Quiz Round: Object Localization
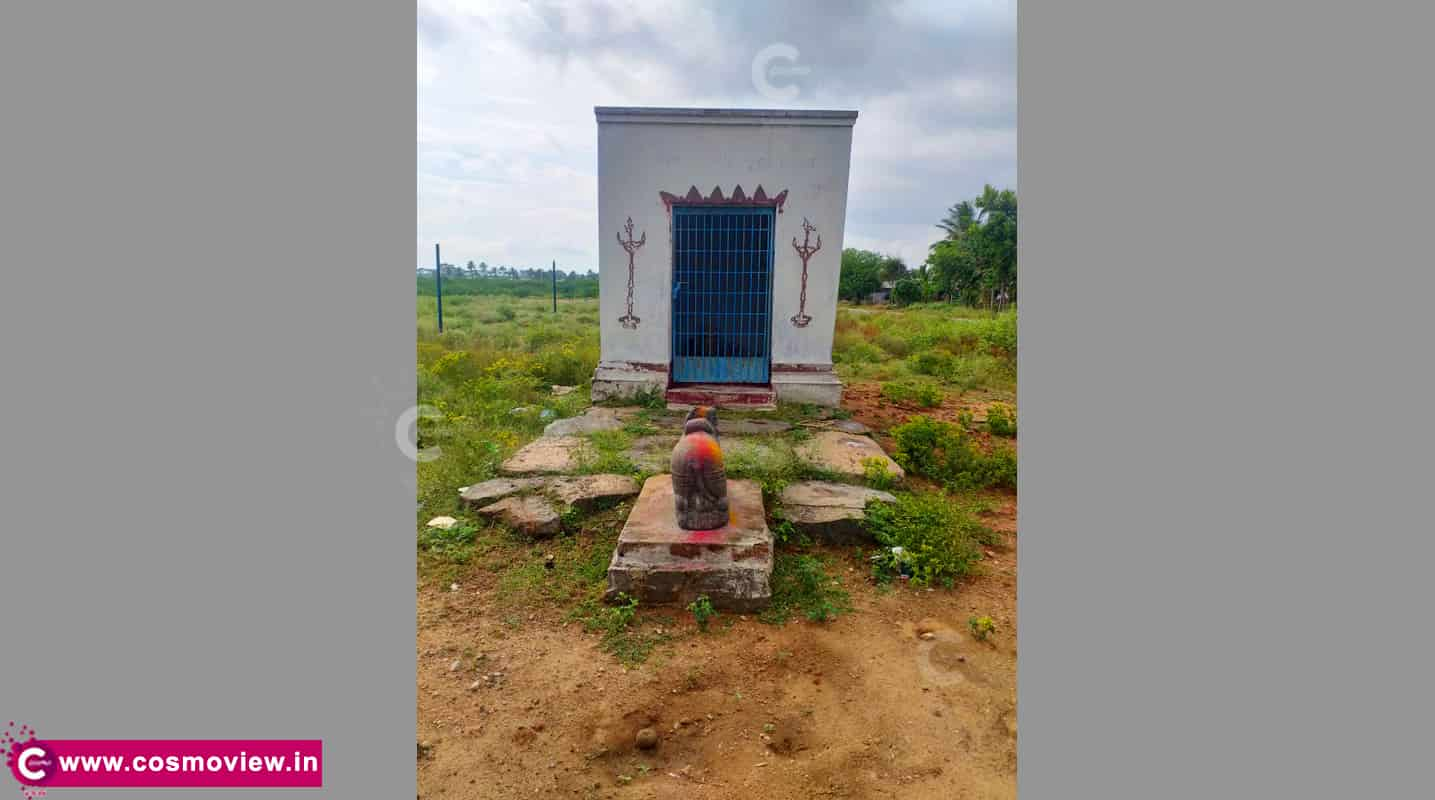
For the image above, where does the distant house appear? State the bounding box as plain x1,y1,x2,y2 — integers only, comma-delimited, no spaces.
867,280,895,305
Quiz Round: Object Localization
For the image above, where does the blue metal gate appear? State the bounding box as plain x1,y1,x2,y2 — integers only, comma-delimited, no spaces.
670,206,774,384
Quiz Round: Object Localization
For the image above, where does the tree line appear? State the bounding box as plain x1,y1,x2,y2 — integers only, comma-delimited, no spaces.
417,261,599,298
838,184,1016,308
420,260,598,282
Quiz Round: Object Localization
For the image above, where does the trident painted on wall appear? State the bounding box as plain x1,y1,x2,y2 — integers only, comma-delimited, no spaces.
790,217,821,328
616,216,646,330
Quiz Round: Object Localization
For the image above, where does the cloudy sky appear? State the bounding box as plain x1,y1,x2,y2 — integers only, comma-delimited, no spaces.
417,0,1015,272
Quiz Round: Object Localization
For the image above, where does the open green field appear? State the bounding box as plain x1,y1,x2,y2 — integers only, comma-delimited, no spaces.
832,303,1016,401
416,294,1016,529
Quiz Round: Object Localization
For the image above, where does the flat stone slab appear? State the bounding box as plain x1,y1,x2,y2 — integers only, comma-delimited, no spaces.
611,407,688,426
627,434,678,472
721,419,792,435
476,495,561,538
500,436,590,474
460,477,546,507
627,435,790,474
461,474,639,514
796,431,905,480
722,437,794,473
828,419,871,435
547,474,641,511
542,406,624,437
605,475,772,612
780,481,896,545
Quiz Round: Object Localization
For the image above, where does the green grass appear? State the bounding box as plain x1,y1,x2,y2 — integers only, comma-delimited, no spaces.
759,553,855,625
416,295,599,524
581,428,639,475
567,594,676,666
830,304,1016,396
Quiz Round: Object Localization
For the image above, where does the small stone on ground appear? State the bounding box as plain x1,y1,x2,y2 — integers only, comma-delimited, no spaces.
546,474,641,511
829,419,871,435
426,516,459,530
476,495,561,537
551,384,576,396
460,477,546,507
542,406,623,437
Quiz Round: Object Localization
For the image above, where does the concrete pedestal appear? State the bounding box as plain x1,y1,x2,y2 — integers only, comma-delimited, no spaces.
605,475,772,612
771,364,843,407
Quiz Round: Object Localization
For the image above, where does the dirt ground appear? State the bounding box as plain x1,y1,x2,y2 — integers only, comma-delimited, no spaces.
417,443,1017,799
841,382,1015,456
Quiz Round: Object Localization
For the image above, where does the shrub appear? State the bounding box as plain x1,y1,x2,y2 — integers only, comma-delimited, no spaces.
978,311,1017,360
417,521,479,564
880,381,943,408
862,456,900,490
687,595,718,632
874,333,911,357
968,615,997,641
890,416,1016,491
943,353,1009,391
987,403,1017,437
909,351,956,378
890,277,923,306
865,493,998,587
534,341,595,386
427,351,481,383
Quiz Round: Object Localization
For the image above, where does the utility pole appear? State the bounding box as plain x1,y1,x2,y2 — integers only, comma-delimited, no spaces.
434,243,443,333
551,260,558,312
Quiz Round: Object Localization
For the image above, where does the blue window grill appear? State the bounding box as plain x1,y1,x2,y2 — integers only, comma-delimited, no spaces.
670,206,775,384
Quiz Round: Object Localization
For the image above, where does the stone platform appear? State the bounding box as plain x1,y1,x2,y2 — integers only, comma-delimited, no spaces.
605,475,772,612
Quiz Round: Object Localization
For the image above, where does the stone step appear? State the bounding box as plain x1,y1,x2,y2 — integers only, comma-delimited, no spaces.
605,475,772,612
665,384,777,411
